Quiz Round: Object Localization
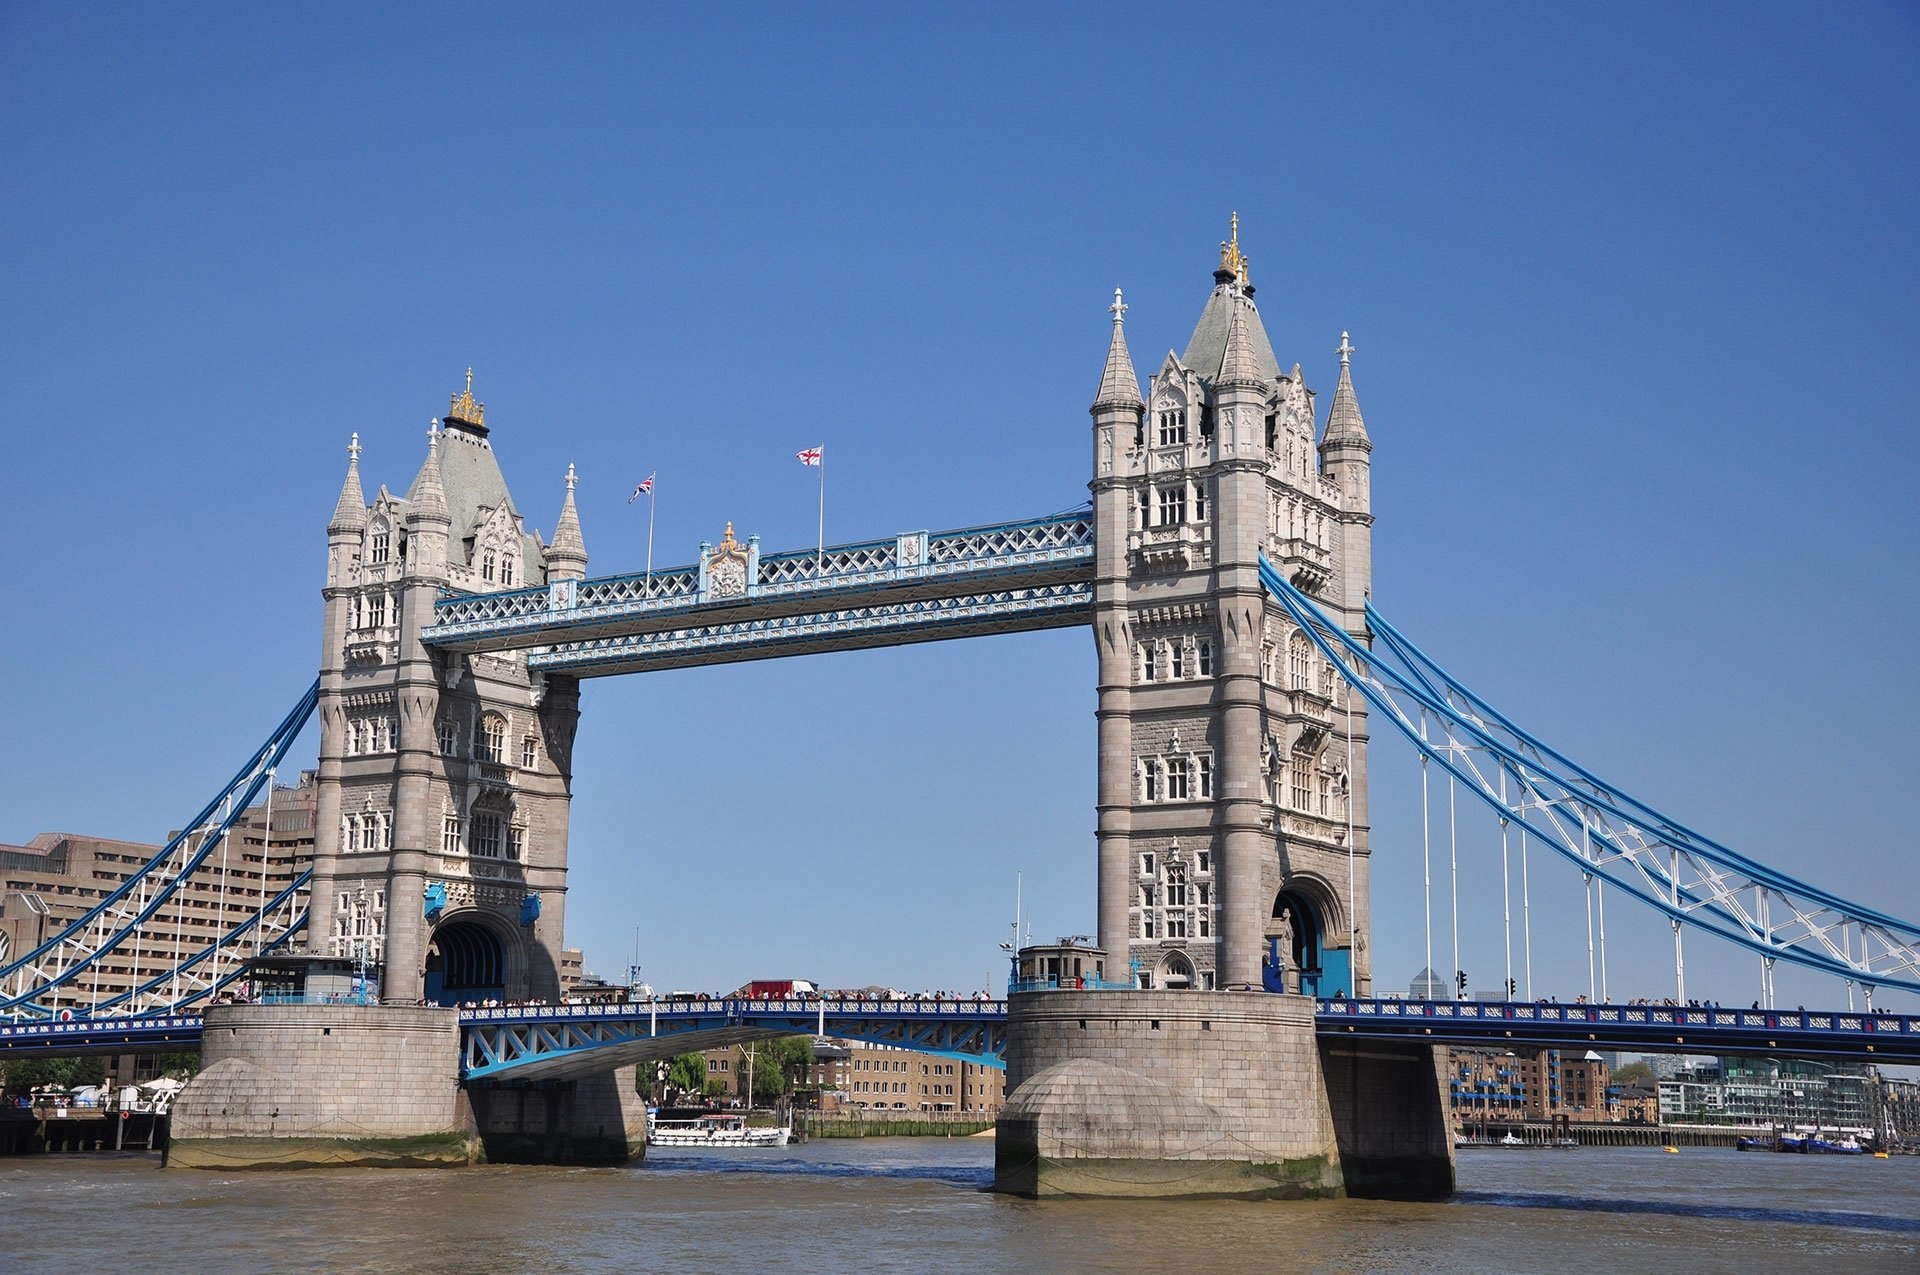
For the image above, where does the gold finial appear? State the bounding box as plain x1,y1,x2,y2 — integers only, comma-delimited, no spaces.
1218,210,1248,286
447,367,485,427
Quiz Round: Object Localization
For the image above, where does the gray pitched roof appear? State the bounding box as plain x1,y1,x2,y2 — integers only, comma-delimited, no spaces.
1181,282,1283,385
1324,358,1368,442
1093,304,1144,410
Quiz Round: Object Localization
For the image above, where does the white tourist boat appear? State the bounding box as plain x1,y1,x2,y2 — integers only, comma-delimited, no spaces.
647,1110,792,1148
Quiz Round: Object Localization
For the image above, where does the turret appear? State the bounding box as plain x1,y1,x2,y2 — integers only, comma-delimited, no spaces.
326,433,367,587
544,464,589,582
403,423,452,579
1318,331,1373,624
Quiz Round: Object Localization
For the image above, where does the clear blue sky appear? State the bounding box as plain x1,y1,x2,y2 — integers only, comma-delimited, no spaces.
3,4,1916,1010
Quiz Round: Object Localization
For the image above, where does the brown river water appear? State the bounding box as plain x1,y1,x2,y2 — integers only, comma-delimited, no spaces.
3,1140,1918,1273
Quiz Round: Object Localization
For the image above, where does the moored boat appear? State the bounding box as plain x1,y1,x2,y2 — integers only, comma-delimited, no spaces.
647,1109,792,1148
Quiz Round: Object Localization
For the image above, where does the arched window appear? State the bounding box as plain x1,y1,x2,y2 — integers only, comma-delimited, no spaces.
1289,634,1313,691
480,713,507,763
369,525,391,565
500,555,515,586
482,550,496,583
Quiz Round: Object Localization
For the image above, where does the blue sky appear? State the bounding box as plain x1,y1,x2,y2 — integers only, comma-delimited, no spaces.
3,4,1916,1010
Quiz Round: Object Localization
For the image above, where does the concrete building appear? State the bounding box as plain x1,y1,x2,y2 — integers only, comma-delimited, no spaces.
697,1038,1005,1113
1,777,318,1014
1657,1057,1874,1129
312,378,587,1004
1444,1045,1614,1122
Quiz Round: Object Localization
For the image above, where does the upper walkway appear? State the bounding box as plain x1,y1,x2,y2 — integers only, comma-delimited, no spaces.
5,995,1917,1076
421,511,1093,675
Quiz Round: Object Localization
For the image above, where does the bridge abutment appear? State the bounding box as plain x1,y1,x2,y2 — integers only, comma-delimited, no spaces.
169,1004,471,1169
467,1070,649,1166
167,1004,647,1169
994,991,1451,1200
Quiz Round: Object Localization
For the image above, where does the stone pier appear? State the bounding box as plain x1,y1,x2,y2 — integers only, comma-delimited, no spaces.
994,990,1451,1200
168,1004,647,1169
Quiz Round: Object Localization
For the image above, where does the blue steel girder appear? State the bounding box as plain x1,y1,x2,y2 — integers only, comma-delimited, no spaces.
460,999,1009,1083
421,510,1093,667
1316,998,1920,1063
1259,556,1920,997
529,583,1091,677
0,1014,205,1058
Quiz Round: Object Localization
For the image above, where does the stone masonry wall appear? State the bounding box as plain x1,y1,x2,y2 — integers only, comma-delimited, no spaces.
169,1004,466,1168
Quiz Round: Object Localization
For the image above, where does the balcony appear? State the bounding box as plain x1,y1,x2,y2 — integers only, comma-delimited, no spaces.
1271,537,1333,594
1129,521,1210,575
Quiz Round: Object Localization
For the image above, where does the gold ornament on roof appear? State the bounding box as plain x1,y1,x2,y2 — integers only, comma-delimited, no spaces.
447,367,485,427
1219,211,1249,287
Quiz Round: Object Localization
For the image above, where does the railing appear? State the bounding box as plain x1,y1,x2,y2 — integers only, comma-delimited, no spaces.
1007,976,1136,993
459,996,1007,1023
1315,997,1920,1044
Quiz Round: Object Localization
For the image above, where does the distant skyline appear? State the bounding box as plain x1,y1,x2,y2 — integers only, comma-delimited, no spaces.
2,5,1916,1010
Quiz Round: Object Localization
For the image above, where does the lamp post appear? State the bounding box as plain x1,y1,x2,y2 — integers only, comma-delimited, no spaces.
351,883,371,1004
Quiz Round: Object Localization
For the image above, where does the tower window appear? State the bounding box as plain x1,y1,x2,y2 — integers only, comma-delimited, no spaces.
1171,643,1187,679
1194,485,1207,522
438,720,460,758
507,825,526,861
481,715,507,764
472,813,503,858
1198,640,1215,677
370,531,390,564
1142,644,1159,682
1156,486,1187,526
501,556,515,586
1197,754,1213,798
1142,759,1162,803
482,550,496,583
1156,409,1187,446
442,814,463,856
521,736,539,768
1166,756,1190,801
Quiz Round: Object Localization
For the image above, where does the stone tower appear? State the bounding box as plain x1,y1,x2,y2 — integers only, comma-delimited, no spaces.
1090,220,1375,996
310,374,585,1004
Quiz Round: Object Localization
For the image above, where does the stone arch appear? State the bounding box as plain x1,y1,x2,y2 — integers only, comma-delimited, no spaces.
1266,873,1350,997
1157,949,1196,990
424,910,525,1005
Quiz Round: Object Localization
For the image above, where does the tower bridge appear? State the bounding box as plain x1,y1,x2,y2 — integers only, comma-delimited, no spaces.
3,222,1916,1195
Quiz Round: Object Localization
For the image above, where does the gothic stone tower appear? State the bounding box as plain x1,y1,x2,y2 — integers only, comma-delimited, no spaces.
311,375,586,1004
1090,221,1375,997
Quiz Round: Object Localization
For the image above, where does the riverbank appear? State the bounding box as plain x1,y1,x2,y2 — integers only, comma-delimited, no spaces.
803,1114,995,1138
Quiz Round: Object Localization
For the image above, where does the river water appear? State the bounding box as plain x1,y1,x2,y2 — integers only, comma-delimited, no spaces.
3,1140,1918,1273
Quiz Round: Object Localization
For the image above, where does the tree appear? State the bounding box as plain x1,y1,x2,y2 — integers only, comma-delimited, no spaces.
665,1052,708,1101
740,1036,814,1102
1613,1061,1653,1085
0,1054,108,1095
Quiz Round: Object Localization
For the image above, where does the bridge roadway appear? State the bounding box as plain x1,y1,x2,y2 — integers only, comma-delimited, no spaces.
5,997,1919,1078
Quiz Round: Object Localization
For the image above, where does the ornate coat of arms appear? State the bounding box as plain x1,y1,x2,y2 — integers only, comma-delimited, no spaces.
706,522,750,598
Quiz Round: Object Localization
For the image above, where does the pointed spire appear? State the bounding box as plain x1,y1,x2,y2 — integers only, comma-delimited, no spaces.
329,432,367,533
1216,294,1263,389
546,462,588,577
406,419,450,524
1325,331,1369,442
1092,287,1144,411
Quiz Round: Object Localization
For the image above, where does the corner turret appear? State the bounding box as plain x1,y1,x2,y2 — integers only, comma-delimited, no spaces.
544,463,589,582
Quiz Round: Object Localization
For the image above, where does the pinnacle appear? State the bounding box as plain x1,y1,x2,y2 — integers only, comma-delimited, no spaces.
329,434,367,533
1216,295,1263,389
405,423,451,523
1325,333,1368,443
1092,288,1143,411
547,468,588,568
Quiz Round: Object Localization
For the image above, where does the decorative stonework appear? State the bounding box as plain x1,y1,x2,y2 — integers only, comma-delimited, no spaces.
706,522,749,598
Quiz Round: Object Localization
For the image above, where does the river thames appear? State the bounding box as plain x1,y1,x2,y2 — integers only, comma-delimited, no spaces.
3,1140,1917,1272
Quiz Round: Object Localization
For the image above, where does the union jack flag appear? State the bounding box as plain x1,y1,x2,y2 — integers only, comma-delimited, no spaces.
628,472,655,503
796,446,823,467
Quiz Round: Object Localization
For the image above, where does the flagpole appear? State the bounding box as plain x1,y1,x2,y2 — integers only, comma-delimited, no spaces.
816,450,825,576
645,485,656,598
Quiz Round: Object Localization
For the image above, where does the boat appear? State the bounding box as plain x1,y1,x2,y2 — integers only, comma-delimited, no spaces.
1806,1136,1866,1155
1737,1136,1773,1152
647,1109,792,1148
1662,1145,1680,1154
1775,1134,1807,1152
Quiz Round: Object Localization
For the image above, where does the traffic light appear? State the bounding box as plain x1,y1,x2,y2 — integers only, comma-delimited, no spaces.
1456,969,1468,994
1507,977,1517,998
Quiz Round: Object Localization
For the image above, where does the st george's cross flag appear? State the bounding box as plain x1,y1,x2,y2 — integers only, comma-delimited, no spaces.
796,446,823,467
628,473,655,503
